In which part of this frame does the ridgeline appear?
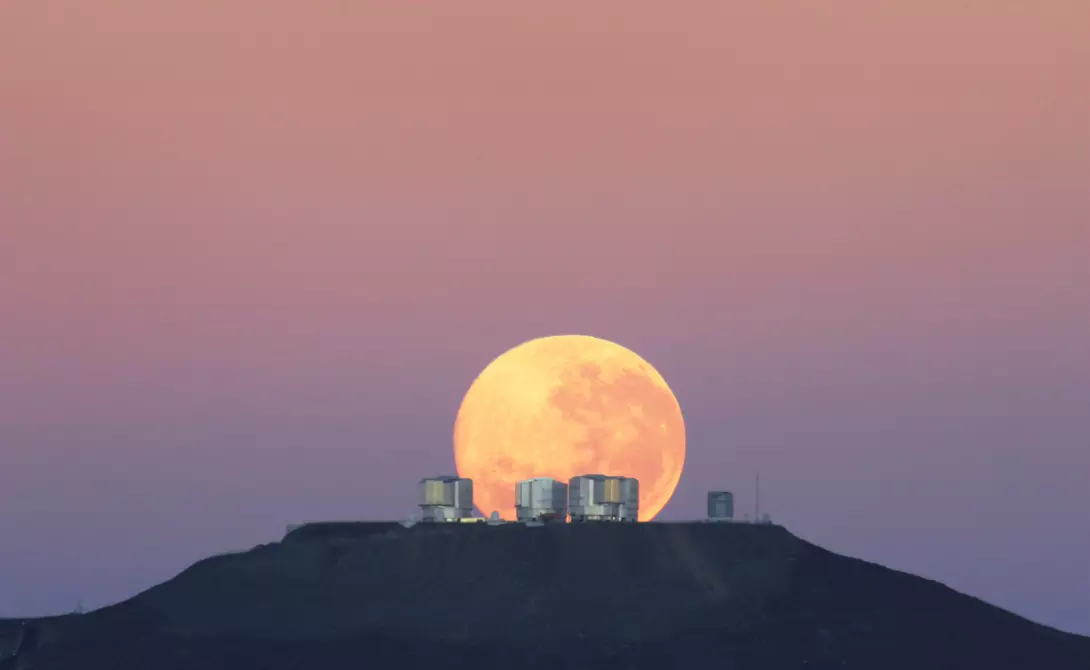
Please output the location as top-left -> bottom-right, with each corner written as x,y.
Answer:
2,522 -> 1087,669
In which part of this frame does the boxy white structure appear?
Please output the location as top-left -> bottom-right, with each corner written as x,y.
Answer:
707,491 -> 734,521
515,477 -> 568,523
568,474 -> 639,522
418,476 -> 474,522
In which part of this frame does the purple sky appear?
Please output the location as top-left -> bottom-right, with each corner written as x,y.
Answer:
1,1 -> 1088,634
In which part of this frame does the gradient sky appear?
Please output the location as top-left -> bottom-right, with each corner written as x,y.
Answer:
1,1 -> 1088,635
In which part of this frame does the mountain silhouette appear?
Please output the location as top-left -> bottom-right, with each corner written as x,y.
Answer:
2,522 -> 1086,669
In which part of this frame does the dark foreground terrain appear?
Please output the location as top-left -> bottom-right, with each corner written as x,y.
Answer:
2,521 -> 1087,669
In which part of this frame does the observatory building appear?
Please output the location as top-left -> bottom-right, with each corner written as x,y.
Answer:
514,477 -> 568,523
418,476 -> 474,522
568,474 -> 639,522
707,491 -> 734,521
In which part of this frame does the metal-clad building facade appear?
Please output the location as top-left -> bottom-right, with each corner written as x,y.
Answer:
707,491 -> 734,521
418,476 -> 474,522
568,474 -> 639,522
515,478 -> 568,522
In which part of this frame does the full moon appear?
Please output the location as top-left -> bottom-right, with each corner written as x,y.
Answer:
453,335 -> 686,521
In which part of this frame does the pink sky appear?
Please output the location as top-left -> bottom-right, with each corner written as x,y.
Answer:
1,1 -> 1088,633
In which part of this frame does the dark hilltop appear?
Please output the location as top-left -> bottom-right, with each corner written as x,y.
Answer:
2,521 -> 1087,670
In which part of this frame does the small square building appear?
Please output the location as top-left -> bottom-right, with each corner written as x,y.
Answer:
707,491 -> 734,521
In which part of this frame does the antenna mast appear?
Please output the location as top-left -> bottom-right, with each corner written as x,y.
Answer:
755,472 -> 761,521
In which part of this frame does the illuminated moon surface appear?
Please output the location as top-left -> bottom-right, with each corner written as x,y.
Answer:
453,335 -> 686,521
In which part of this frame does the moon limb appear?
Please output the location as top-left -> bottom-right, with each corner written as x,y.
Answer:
454,335 -> 686,521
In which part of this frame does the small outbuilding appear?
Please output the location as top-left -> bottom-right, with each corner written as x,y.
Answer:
707,491 -> 734,521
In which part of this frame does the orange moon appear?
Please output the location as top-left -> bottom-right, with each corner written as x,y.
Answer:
453,335 -> 686,521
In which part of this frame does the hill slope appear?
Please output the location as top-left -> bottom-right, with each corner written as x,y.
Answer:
5,522 -> 1088,669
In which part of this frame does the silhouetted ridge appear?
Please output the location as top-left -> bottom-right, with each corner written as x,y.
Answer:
10,523 -> 1089,670
281,521 -> 403,544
